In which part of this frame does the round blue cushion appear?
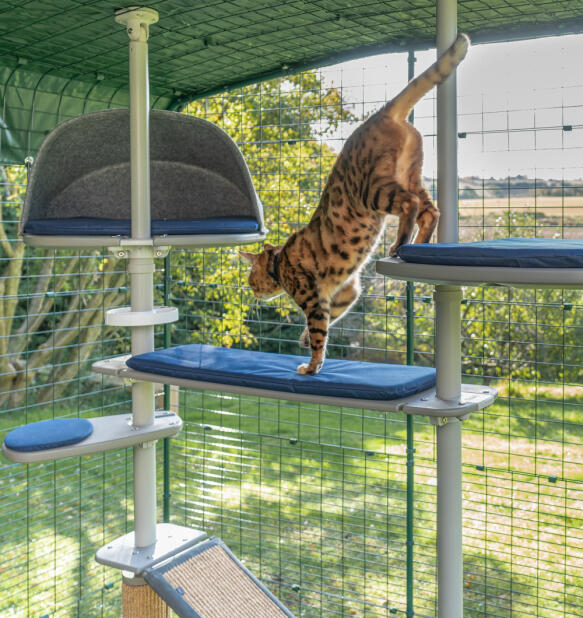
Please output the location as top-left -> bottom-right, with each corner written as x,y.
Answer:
4,418 -> 93,452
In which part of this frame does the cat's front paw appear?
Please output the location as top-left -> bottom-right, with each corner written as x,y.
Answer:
388,243 -> 400,257
297,362 -> 322,375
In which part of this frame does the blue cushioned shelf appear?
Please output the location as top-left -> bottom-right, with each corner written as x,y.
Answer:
4,418 -> 93,452
398,238 -> 583,268
377,238 -> 583,289
93,345 -> 497,419
2,411 -> 183,463
126,344 -> 437,401
24,216 -> 260,237
20,110 -> 267,249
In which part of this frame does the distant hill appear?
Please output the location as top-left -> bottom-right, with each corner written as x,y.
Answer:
422,176 -> 583,200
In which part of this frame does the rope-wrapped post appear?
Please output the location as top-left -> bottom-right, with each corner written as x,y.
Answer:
122,575 -> 170,618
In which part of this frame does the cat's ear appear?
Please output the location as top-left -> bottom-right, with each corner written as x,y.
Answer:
239,250 -> 258,264
264,243 -> 275,252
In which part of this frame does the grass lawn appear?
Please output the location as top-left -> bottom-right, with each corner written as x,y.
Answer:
167,385 -> 583,617
0,382 -> 581,616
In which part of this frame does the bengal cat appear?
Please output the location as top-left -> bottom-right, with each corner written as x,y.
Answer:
241,34 -> 469,375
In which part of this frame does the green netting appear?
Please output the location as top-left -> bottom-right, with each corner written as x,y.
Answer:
0,65 -> 173,165
2,1 -> 583,95
164,41 -> 583,616
2,1 -> 583,163
2,25 -> 583,618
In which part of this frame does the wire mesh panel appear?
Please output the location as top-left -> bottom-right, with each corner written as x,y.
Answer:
167,34 -> 583,618
2,31 -> 583,618
169,391 -> 411,615
0,165 -> 170,616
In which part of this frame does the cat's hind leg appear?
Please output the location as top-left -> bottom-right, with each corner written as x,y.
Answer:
366,180 -> 420,255
386,191 -> 420,256
412,186 -> 439,244
299,279 -> 361,348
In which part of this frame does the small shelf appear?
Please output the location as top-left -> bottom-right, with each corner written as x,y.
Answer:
2,410 -> 183,463
96,523 -> 206,574
376,257 -> 583,289
106,306 -> 178,327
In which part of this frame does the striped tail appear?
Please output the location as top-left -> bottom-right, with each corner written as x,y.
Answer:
385,33 -> 470,121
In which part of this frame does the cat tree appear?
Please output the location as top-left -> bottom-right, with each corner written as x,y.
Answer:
9,2 -> 564,616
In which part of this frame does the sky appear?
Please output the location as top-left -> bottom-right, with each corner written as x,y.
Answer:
320,33 -> 583,180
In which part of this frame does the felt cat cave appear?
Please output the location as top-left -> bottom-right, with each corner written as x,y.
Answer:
21,108 -> 266,248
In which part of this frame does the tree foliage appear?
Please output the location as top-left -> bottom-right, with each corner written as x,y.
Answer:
3,68 -> 581,413
172,72 -> 359,351
0,166 -> 127,409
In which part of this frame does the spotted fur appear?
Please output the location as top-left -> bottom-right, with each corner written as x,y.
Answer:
241,34 -> 469,375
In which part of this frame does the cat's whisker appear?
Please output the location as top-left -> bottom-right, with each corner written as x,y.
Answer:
263,291 -> 285,302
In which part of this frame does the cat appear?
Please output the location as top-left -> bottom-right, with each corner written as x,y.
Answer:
241,33 -> 469,375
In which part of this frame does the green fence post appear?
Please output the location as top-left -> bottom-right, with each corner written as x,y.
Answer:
406,49 -> 416,618
163,253 -> 171,523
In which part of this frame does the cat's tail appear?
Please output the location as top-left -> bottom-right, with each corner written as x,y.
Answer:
385,33 -> 470,121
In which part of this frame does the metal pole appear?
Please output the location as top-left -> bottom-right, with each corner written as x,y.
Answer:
435,0 -> 463,616
434,286 -> 463,618
116,6 -> 159,551
436,0 -> 459,242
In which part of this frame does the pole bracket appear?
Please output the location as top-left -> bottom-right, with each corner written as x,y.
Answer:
115,7 -> 159,42
109,243 -> 169,259
402,384 -> 496,421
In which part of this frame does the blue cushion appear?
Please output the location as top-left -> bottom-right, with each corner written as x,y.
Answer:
397,238 -> 583,268
24,216 -> 260,236
4,418 -> 93,452
126,344 -> 436,401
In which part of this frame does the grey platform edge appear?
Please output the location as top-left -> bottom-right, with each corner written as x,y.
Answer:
377,257 -> 583,289
93,355 -> 497,420
23,232 -> 265,249
2,410 -> 182,463
20,108 -> 266,249
96,523 -> 207,575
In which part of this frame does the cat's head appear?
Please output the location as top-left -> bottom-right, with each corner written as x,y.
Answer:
240,243 -> 284,299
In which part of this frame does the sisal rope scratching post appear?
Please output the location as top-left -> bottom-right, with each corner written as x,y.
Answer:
123,576 -> 170,618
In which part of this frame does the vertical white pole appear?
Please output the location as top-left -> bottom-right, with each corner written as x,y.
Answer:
116,7 -> 159,550
436,0 -> 459,242
435,0 -> 463,617
434,287 -> 463,618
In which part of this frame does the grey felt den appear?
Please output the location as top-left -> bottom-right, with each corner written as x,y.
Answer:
21,109 -> 266,248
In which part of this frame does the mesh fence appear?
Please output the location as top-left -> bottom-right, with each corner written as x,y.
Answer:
1,33 -> 583,617
168,34 -> 583,617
